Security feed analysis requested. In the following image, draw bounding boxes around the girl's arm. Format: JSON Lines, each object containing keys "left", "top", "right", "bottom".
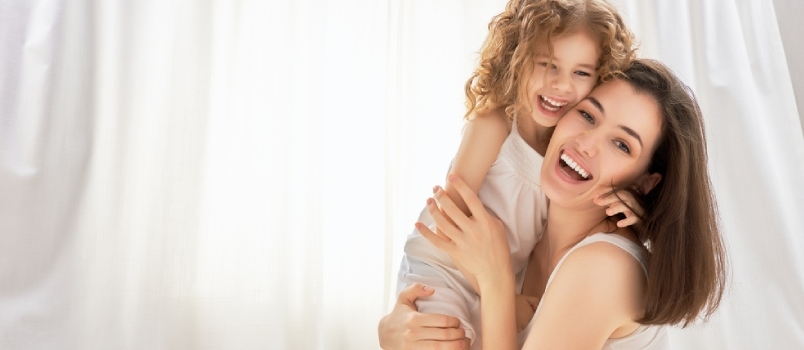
{"left": 437, "top": 111, "right": 509, "bottom": 294}
{"left": 444, "top": 110, "right": 509, "bottom": 216}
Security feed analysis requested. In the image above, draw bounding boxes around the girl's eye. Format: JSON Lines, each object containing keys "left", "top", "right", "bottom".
{"left": 579, "top": 110, "right": 594, "bottom": 123}
{"left": 615, "top": 140, "right": 631, "bottom": 154}
{"left": 575, "top": 71, "right": 591, "bottom": 77}
{"left": 538, "top": 62, "right": 548, "bottom": 67}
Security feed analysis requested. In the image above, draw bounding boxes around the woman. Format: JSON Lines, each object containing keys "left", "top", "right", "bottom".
{"left": 379, "top": 60, "right": 726, "bottom": 349}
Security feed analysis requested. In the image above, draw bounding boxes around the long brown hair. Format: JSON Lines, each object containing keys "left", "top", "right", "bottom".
{"left": 464, "top": 0, "right": 635, "bottom": 119}
{"left": 616, "top": 60, "right": 727, "bottom": 326}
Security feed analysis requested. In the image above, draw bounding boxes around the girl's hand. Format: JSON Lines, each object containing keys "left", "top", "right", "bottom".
{"left": 416, "top": 174, "right": 512, "bottom": 288}
{"left": 378, "top": 283, "right": 467, "bottom": 350}
{"left": 515, "top": 294, "right": 540, "bottom": 333}
{"left": 594, "top": 189, "right": 644, "bottom": 227}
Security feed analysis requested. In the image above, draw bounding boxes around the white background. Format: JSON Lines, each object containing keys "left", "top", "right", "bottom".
{"left": 1, "top": 0, "right": 802, "bottom": 349}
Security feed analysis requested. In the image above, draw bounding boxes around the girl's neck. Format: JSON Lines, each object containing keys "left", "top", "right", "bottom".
{"left": 515, "top": 113, "right": 552, "bottom": 156}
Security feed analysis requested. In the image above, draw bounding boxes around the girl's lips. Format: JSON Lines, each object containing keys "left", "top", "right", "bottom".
{"left": 535, "top": 95, "right": 566, "bottom": 118}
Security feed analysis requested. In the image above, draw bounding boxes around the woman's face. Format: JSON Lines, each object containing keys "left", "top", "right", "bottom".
{"left": 540, "top": 79, "right": 663, "bottom": 208}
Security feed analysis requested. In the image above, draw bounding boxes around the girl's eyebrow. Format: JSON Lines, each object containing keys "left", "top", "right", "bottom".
{"left": 535, "top": 54, "right": 596, "bottom": 70}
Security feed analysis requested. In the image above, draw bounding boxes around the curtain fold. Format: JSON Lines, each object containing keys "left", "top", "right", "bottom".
{"left": 1, "top": 0, "right": 802, "bottom": 349}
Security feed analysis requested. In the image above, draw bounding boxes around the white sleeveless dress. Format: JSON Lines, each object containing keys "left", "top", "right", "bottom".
{"left": 517, "top": 233, "right": 670, "bottom": 349}
{"left": 399, "top": 120, "right": 548, "bottom": 349}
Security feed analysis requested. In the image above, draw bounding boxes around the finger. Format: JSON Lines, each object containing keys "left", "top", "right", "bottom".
{"left": 410, "top": 325, "right": 466, "bottom": 341}
{"left": 412, "top": 311, "right": 463, "bottom": 329}
{"left": 526, "top": 296, "right": 540, "bottom": 311}
{"left": 433, "top": 186, "right": 473, "bottom": 230}
{"left": 397, "top": 283, "right": 435, "bottom": 306}
{"left": 617, "top": 215, "right": 639, "bottom": 228}
{"left": 594, "top": 192, "right": 620, "bottom": 207}
{"left": 434, "top": 226, "right": 453, "bottom": 243}
{"left": 412, "top": 339, "right": 467, "bottom": 350}
{"left": 417, "top": 222, "right": 455, "bottom": 255}
{"left": 604, "top": 201, "right": 632, "bottom": 218}
{"left": 597, "top": 191, "right": 644, "bottom": 217}
{"left": 447, "top": 174, "right": 486, "bottom": 222}
{"left": 425, "top": 198, "right": 462, "bottom": 242}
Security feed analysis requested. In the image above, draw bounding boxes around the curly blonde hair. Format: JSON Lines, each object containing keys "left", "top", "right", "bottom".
{"left": 464, "top": 0, "right": 636, "bottom": 119}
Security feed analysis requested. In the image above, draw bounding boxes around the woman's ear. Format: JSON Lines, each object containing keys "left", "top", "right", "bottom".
{"left": 638, "top": 173, "right": 662, "bottom": 194}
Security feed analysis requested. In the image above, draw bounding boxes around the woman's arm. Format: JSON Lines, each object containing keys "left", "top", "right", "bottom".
{"left": 417, "top": 174, "right": 519, "bottom": 350}
{"left": 378, "top": 283, "right": 467, "bottom": 350}
{"left": 477, "top": 270, "right": 518, "bottom": 350}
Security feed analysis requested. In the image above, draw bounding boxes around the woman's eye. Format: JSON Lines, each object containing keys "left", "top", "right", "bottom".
{"left": 615, "top": 140, "right": 631, "bottom": 154}
{"left": 579, "top": 110, "right": 594, "bottom": 123}
{"left": 538, "top": 62, "right": 548, "bottom": 67}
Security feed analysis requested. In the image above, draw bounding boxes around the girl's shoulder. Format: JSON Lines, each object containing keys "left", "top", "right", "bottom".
{"left": 468, "top": 108, "right": 512, "bottom": 134}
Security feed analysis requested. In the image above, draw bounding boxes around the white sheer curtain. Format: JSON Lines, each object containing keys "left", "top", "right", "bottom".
{"left": 1, "top": 0, "right": 802, "bottom": 349}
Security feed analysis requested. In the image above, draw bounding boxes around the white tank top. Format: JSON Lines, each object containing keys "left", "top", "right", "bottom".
{"left": 517, "top": 233, "right": 670, "bottom": 349}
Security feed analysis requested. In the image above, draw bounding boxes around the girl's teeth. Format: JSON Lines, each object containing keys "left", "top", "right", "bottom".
{"left": 541, "top": 95, "right": 567, "bottom": 109}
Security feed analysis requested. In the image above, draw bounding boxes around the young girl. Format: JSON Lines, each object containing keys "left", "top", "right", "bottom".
{"left": 396, "top": 0, "right": 637, "bottom": 348}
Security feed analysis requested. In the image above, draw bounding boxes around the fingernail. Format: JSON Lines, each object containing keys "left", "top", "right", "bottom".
{"left": 433, "top": 185, "right": 438, "bottom": 194}
{"left": 448, "top": 174, "right": 457, "bottom": 182}
{"left": 426, "top": 198, "right": 434, "bottom": 205}
{"left": 422, "top": 285, "right": 432, "bottom": 292}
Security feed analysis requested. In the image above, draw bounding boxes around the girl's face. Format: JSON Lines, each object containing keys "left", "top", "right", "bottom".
{"left": 524, "top": 29, "right": 600, "bottom": 128}
{"left": 540, "top": 79, "right": 663, "bottom": 209}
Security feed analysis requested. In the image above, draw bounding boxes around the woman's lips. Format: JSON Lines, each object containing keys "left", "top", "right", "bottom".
{"left": 555, "top": 149, "right": 593, "bottom": 183}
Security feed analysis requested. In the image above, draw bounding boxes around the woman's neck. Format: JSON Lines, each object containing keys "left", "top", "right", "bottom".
{"left": 540, "top": 202, "right": 611, "bottom": 260}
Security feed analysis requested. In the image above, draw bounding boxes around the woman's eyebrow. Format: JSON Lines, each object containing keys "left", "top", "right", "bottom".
{"left": 586, "top": 96, "right": 643, "bottom": 148}
{"left": 619, "top": 125, "right": 643, "bottom": 148}
{"left": 587, "top": 96, "right": 604, "bottom": 114}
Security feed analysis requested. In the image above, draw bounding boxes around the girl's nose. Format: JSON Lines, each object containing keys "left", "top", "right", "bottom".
{"left": 551, "top": 72, "right": 572, "bottom": 93}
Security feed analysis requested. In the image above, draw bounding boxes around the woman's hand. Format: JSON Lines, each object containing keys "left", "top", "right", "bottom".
{"left": 594, "top": 189, "right": 644, "bottom": 227}
{"left": 416, "top": 173, "right": 513, "bottom": 289}
{"left": 378, "top": 283, "right": 467, "bottom": 350}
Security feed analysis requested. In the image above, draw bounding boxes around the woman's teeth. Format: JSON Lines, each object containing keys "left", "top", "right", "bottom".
{"left": 560, "top": 153, "right": 589, "bottom": 179}
{"left": 540, "top": 95, "right": 567, "bottom": 112}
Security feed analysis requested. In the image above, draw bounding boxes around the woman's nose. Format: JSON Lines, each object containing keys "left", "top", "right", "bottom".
{"left": 576, "top": 131, "right": 598, "bottom": 157}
